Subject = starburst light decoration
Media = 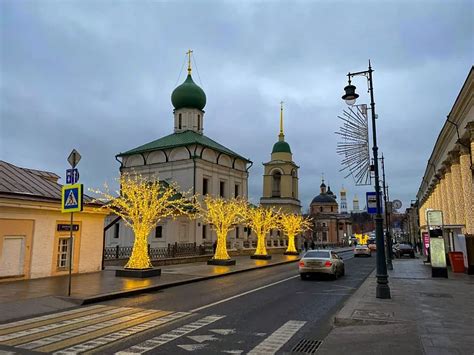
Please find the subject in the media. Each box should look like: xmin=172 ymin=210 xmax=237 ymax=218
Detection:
xmin=244 ymin=205 xmax=280 ymax=256
xmin=200 ymin=196 xmax=247 ymax=260
xmin=279 ymin=213 xmax=312 ymax=254
xmin=91 ymin=173 xmax=197 ymax=269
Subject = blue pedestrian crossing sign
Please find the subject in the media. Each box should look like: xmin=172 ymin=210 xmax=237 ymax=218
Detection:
xmin=61 ymin=184 xmax=83 ymax=213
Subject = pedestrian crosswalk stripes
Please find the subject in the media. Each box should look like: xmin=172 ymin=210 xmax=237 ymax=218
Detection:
xmin=0 ymin=305 xmax=107 ymax=333
xmin=247 ymin=320 xmax=306 ymax=354
xmin=53 ymin=312 xmax=190 ymax=355
xmin=0 ymin=307 xmax=131 ymax=344
xmin=115 ymin=315 xmax=225 ymax=355
xmin=0 ymin=306 xmax=187 ymax=354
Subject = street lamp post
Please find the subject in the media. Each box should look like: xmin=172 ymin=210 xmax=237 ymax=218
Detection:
xmin=341 ymin=61 xmax=391 ymax=299
xmin=380 ymin=155 xmax=393 ymax=270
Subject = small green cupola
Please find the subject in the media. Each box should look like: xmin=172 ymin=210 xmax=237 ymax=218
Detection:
xmin=171 ymin=74 xmax=206 ymax=110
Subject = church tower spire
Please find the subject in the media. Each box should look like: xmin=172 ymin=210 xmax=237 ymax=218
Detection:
xmin=279 ymin=101 xmax=285 ymax=142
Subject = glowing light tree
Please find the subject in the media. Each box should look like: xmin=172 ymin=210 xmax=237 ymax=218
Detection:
xmin=200 ymin=196 xmax=247 ymax=266
xmin=92 ymin=173 xmax=196 ymax=277
xmin=245 ymin=205 xmax=280 ymax=260
xmin=279 ymin=213 xmax=312 ymax=255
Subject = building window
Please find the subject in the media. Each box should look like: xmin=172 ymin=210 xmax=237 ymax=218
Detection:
xmin=234 ymin=184 xmax=239 ymax=198
xmin=203 ymin=178 xmax=209 ymax=195
xmin=178 ymin=114 xmax=182 ymax=129
xmin=272 ymin=171 xmax=281 ymax=197
xmin=322 ymin=232 xmax=327 ymax=242
xmin=320 ymin=206 xmax=323 ymax=212
xmin=269 ymin=229 xmax=273 ymax=237
xmin=155 ymin=226 xmax=163 ymax=238
xmin=113 ymin=223 xmax=120 ymax=239
xmin=331 ymin=206 xmax=333 ymax=212
xmin=235 ymin=227 xmax=239 ymax=239
xmin=202 ymin=224 xmax=207 ymax=239
xmin=220 ymin=181 xmax=225 ymax=198
xmin=57 ymin=237 xmax=71 ymax=269
xmin=198 ymin=114 xmax=201 ymax=130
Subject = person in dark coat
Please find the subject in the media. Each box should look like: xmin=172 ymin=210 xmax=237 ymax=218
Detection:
xmin=310 ymin=240 xmax=315 ymax=250
xmin=303 ymin=240 xmax=308 ymax=252
xmin=212 ymin=240 xmax=217 ymax=254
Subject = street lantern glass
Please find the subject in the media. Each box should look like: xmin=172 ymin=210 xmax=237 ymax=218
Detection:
xmin=342 ymin=84 xmax=359 ymax=106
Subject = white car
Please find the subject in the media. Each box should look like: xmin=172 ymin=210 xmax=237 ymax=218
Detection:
xmin=299 ymin=250 xmax=345 ymax=280
xmin=354 ymin=244 xmax=371 ymax=257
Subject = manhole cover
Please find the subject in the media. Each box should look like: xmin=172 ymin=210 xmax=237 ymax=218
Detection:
xmin=352 ymin=309 xmax=394 ymax=319
xmin=419 ymin=292 xmax=453 ymax=298
xmin=292 ymin=339 xmax=322 ymax=354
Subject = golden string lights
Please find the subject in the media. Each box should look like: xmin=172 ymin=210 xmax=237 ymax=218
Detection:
xmin=279 ymin=213 xmax=312 ymax=254
xmin=245 ymin=205 xmax=280 ymax=257
xmin=200 ymin=196 xmax=247 ymax=260
xmin=91 ymin=173 xmax=197 ymax=269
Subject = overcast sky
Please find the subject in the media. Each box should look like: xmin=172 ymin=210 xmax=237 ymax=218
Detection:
xmin=1 ymin=0 xmax=473 ymax=212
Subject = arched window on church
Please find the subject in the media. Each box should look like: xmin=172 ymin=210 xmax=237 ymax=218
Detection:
xmin=178 ymin=114 xmax=182 ymax=129
xmin=272 ymin=171 xmax=281 ymax=197
xmin=197 ymin=114 xmax=201 ymax=130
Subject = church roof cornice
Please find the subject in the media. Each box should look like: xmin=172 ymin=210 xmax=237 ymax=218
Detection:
xmin=117 ymin=130 xmax=251 ymax=163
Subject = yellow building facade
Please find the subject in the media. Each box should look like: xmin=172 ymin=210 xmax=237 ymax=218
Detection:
xmin=0 ymin=161 xmax=108 ymax=280
xmin=417 ymin=67 xmax=474 ymax=244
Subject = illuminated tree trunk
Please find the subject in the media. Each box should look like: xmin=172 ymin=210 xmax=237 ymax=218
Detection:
xmin=255 ymin=231 xmax=268 ymax=255
xmin=125 ymin=229 xmax=152 ymax=269
xmin=214 ymin=229 xmax=231 ymax=260
xmin=286 ymin=232 xmax=297 ymax=253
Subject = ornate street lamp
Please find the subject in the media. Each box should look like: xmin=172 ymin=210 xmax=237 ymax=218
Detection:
xmin=341 ymin=61 xmax=391 ymax=299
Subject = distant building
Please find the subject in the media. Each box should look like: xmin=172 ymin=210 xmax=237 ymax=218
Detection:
xmin=339 ymin=187 xmax=348 ymax=213
xmin=0 ymin=161 xmax=107 ymax=280
xmin=309 ymin=180 xmax=352 ymax=244
xmin=352 ymin=194 xmax=360 ymax=213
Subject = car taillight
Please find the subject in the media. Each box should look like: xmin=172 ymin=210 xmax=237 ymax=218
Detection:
xmin=325 ymin=261 xmax=332 ymax=267
xmin=299 ymin=261 xmax=305 ymax=267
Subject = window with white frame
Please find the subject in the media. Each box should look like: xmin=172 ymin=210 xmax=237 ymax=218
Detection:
xmin=57 ymin=237 xmax=72 ymax=269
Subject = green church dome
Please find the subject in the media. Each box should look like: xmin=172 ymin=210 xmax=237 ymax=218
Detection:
xmin=171 ymin=74 xmax=206 ymax=110
xmin=272 ymin=140 xmax=292 ymax=154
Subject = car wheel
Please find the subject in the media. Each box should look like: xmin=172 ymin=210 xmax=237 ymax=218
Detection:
xmin=411 ymin=253 xmax=415 ymax=258
xmin=300 ymin=273 xmax=306 ymax=280
xmin=341 ymin=267 xmax=345 ymax=276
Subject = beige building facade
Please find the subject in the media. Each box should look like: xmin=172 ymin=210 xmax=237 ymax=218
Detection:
xmin=0 ymin=161 xmax=107 ymax=280
xmin=260 ymin=104 xmax=301 ymax=214
xmin=417 ymin=67 xmax=474 ymax=246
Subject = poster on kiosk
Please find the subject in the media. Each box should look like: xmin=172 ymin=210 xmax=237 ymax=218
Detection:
xmin=426 ymin=210 xmax=448 ymax=278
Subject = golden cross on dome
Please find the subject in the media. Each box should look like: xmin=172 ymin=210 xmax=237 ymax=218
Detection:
xmin=186 ymin=49 xmax=193 ymax=74
xmin=279 ymin=101 xmax=284 ymax=138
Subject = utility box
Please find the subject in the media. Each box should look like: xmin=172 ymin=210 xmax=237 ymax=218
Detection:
xmin=448 ymin=252 xmax=465 ymax=273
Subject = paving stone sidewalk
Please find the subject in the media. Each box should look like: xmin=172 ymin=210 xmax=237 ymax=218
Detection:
xmin=319 ymin=257 xmax=474 ymax=355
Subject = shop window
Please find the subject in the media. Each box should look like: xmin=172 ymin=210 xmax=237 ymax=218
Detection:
xmin=155 ymin=226 xmax=163 ymax=238
xmin=113 ymin=223 xmax=120 ymax=239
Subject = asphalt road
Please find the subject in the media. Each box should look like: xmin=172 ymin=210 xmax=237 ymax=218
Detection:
xmin=97 ymin=254 xmax=376 ymax=354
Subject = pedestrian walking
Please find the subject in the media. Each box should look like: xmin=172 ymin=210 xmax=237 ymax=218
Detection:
xmin=310 ymin=240 xmax=315 ymax=250
xmin=212 ymin=240 xmax=217 ymax=254
xmin=303 ymin=240 xmax=308 ymax=252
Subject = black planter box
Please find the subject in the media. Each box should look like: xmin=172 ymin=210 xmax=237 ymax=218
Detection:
xmin=284 ymin=251 xmax=299 ymax=256
xmin=207 ymin=259 xmax=236 ymax=266
xmin=115 ymin=268 xmax=161 ymax=278
xmin=251 ymin=254 xmax=272 ymax=260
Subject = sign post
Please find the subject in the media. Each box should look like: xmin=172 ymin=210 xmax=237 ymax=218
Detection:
xmin=62 ymin=149 xmax=82 ymax=296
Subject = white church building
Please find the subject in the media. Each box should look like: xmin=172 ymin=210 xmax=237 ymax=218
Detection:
xmin=104 ymin=59 xmax=252 ymax=249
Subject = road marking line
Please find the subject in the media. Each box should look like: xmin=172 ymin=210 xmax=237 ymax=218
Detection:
xmin=0 ymin=307 xmax=130 ymax=343
xmin=34 ymin=310 xmax=169 ymax=353
xmin=115 ymin=315 xmax=225 ymax=355
xmin=190 ymin=275 xmax=299 ymax=313
xmin=247 ymin=320 xmax=306 ymax=355
xmin=0 ymin=305 xmax=107 ymax=333
xmin=51 ymin=312 xmax=189 ymax=355
xmin=7 ymin=307 xmax=138 ymax=347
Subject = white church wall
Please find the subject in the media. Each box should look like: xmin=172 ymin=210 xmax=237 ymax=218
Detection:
xmin=123 ymin=155 xmax=144 ymax=167
xmin=147 ymin=151 xmax=167 ymax=164
xmin=169 ymin=147 xmax=190 ymax=161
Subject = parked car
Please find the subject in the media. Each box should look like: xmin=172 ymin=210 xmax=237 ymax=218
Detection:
xmin=354 ymin=244 xmax=371 ymax=257
xmin=299 ymin=250 xmax=345 ymax=280
xmin=393 ymin=243 xmax=415 ymax=258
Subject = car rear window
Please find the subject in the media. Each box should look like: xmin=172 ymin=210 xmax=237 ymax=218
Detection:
xmin=304 ymin=251 xmax=330 ymax=258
